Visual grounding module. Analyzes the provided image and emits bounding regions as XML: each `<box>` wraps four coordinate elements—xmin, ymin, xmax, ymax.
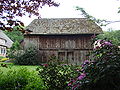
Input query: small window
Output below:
<box><xmin>0</xmin><ymin>48</ymin><xmax>1</xmax><ymax>54</ymax></box>
<box><xmin>1</xmin><ymin>48</ymin><xmax>6</xmax><ymax>54</ymax></box>
<box><xmin>1</xmin><ymin>48</ymin><xmax>3</xmax><ymax>54</ymax></box>
<box><xmin>3</xmin><ymin>48</ymin><xmax>6</xmax><ymax>54</ymax></box>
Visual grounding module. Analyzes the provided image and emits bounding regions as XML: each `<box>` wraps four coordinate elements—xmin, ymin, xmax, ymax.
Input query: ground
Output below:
<box><xmin>0</xmin><ymin>62</ymin><xmax>39</xmax><ymax>72</ymax></box>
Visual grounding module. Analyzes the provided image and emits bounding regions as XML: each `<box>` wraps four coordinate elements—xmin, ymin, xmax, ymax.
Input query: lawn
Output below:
<box><xmin>0</xmin><ymin>62</ymin><xmax>40</xmax><ymax>73</ymax></box>
<box><xmin>0</xmin><ymin>62</ymin><xmax>46</xmax><ymax>90</ymax></box>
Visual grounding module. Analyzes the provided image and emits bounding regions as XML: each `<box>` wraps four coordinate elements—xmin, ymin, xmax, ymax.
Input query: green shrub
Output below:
<box><xmin>0</xmin><ymin>56</ymin><xmax>4</xmax><ymax>59</ymax></box>
<box><xmin>0</xmin><ymin>68</ymin><xmax>46</xmax><ymax>90</ymax></box>
<box><xmin>13</xmin><ymin>46</ymin><xmax>40</xmax><ymax>65</ymax></box>
<box><xmin>38</xmin><ymin>56</ymin><xmax>80</xmax><ymax>90</ymax></box>
<box><xmin>69</xmin><ymin>40</ymin><xmax>120</xmax><ymax>90</ymax></box>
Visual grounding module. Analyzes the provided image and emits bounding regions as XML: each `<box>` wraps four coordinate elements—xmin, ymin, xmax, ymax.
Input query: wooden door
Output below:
<box><xmin>67</xmin><ymin>52</ymin><xmax>74</xmax><ymax>64</ymax></box>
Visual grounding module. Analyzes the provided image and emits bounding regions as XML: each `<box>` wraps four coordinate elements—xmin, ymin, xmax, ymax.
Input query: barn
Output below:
<box><xmin>24</xmin><ymin>18</ymin><xmax>103</xmax><ymax>65</ymax></box>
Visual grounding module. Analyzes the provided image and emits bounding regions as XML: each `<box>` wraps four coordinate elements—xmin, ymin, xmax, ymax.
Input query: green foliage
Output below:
<box><xmin>13</xmin><ymin>46</ymin><xmax>40</xmax><ymax>65</ymax></box>
<box><xmin>38</xmin><ymin>57</ymin><xmax>80</xmax><ymax>90</ymax></box>
<box><xmin>10</xmin><ymin>41</ymin><xmax>21</xmax><ymax>51</ymax></box>
<box><xmin>4</xmin><ymin>27</ymin><xmax>24</xmax><ymax>42</ymax></box>
<box><xmin>0</xmin><ymin>68</ymin><xmax>46</xmax><ymax>90</ymax></box>
<box><xmin>70</xmin><ymin>40</ymin><xmax>120</xmax><ymax>90</ymax></box>
<box><xmin>97</xmin><ymin>30</ymin><xmax>120</xmax><ymax>45</ymax></box>
<box><xmin>4</xmin><ymin>26</ymin><xmax>24</xmax><ymax>57</ymax></box>
<box><xmin>0</xmin><ymin>56</ymin><xmax>4</xmax><ymax>59</ymax></box>
<box><xmin>8</xmin><ymin>40</ymin><xmax>22</xmax><ymax>60</ymax></box>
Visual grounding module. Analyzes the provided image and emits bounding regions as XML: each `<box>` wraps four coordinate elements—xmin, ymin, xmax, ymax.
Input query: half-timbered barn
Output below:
<box><xmin>24</xmin><ymin>18</ymin><xmax>103</xmax><ymax>64</ymax></box>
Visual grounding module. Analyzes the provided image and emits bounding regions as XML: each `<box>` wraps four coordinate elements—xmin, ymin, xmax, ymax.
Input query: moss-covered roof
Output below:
<box><xmin>26</xmin><ymin>18</ymin><xmax>103</xmax><ymax>35</ymax></box>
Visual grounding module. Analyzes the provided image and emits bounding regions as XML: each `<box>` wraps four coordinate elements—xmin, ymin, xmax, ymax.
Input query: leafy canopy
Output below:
<box><xmin>4</xmin><ymin>26</ymin><xmax>24</xmax><ymax>51</ymax></box>
<box><xmin>0</xmin><ymin>0</ymin><xmax>59</xmax><ymax>31</ymax></box>
<box><xmin>97</xmin><ymin>30</ymin><xmax>120</xmax><ymax>45</ymax></box>
<box><xmin>4</xmin><ymin>26</ymin><xmax>24</xmax><ymax>42</ymax></box>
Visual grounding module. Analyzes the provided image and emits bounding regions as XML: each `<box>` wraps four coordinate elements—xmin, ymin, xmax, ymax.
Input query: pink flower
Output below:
<box><xmin>43</xmin><ymin>64</ymin><xmax>48</xmax><ymax>67</ymax></box>
<box><xmin>76</xmin><ymin>69</ymin><xmax>80</xmax><ymax>72</ymax></box>
<box><xmin>68</xmin><ymin>82</ymin><xmax>72</xmax><ymax>86</ymax></box>
<box><xmin>84</xmin><ymin>60</ymin><xmax>90</xmax><ymax>64</ymax></box>
<box><xmin>68</xmin><ymin>79</ymin><xmax>76</xmax><ymax>86</ymax></box>
<box><xmin>78</xmin><ymin>73</ymin><xmax>86</xmax><ymax>80</ymax></box>
<box><xmin>91</xmin><ymin>34</ymin><xmax>96</xmax><ymax>39</ymax></box>
<box><xmin>94</xmin><ymin>40</ymin><xmax>112</xmax><ymax>49</ymax></box>
<box><xmin>82</xmin><ymin>60</ymin><xmax>90</xmax><ymax>67</ymax></box>
<box><xmin>103</xmin><ymin>41</ymin><xmax>112</xmax><ymax>46</ymax></box>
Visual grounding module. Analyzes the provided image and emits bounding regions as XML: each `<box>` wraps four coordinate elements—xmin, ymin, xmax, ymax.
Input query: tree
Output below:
<box><xmin>4</xmin><ymin>26</ymin><xmax>24</xmax><ymax>42</ymax></box>
<box><xmin>97</xmin><ymin>30</ymin><xmax>120</xmax><ymax>45</ymax></box>
<box><xmin>76</xmin><ymin>7</ymin><xmax>120</xmax><ymax>45</ymax></box>
<box><xmin>76</xmin><ymin>6</ymin><xmax>120</xmax><ymax>27</ymax></box>
<box><xmin>0</xmin><ymin>0</ymin><xmax>59</xmax><ymax>31</ymax></box>
<box><xmin>4</xmin><ymin>26</ymin><xmax>24</xmax><ymax>51</ymax></box>
<box><xmin>76</xmin><ymin>7</ymin><xmax>107</xmax><ymax>26</ymax></box>
<box><xmin>4</xmin><ymin>26</ymin><xmax>24</xmax><ymax>57</ymax></box>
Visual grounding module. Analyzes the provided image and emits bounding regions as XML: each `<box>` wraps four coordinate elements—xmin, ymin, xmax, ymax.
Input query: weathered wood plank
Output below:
<box><xmin>24</xmin><ymin>35</ymin><xmax>93</xmax><ymax>64</ymax></box>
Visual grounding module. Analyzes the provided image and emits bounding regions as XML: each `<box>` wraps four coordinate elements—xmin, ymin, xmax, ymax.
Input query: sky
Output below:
<box><xmin>21</xmin><ymin>0</ymin><xmax>120</xmax><ymax>31</ymax></box>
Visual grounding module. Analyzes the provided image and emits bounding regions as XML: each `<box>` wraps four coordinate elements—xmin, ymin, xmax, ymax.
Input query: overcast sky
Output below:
<box><xmin>21</xmin><ymin>0</ymin><xmax>120</xmax><ymax>31</ymax></box>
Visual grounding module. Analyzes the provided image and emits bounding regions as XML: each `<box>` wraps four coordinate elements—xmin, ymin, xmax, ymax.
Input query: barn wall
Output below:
<box><xmin>24</xmin><ymin>35</ymin><xmax>92</xmax><ymax>49</ymax></box>
<box><xmin>36</xmin><ymin>49</ymin><xmax>91</xmax><ymax>65</ymax></box>
<box><xmin>24</xmin><ymin>35</ymin><xmax>93</xmax><ymax>64</ymax></box>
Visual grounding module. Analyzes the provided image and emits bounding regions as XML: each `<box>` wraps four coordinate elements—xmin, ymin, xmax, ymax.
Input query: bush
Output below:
<box><xmin>38</xmin><ymin>56</ymin><xmax>80</xmax><ymax>90</ymax></box>
<box><xmin>0</xmin><ymin>68</ymin><xmax>46</xmax><ymax>90</ymax></box>
<box><xmin>68</xmin><ymin>40</ymin><xmax>120</xmax><ymax>90</ymax></box>
<box><xmin>13</xmin><ymin>46</ymin><xmax>40</xmax><ymax>65</ymax></box>
<box><xmin>0</xmin><ymin>56</ymin><xmax>4</xmax><ymax>59</ymax></box>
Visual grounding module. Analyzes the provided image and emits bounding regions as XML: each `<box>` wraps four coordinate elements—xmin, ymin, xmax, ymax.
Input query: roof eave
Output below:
<box><xmin>24</xmin><ymin>33</ymin><xmax>102</xmax><ymax>36</ymax></box>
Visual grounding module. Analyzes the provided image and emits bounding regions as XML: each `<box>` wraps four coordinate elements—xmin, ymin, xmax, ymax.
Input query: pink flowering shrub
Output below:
<box><xmin>36</xmin><ymin>40</ymin><xmax>120</xmax><ymax>90</ymax></box>
<box><xmin>68</xmin><ymin>40</ymin><xmax>120</xmax><ymax>90</ymax></box>
<box><xmin>94</xmin><ymin>40</ymin><xmax>112</xmax><ymax>49</ymax></box>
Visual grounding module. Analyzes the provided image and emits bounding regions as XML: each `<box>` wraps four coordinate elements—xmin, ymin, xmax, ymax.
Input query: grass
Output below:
<box><xmin>0</xmin><ymin>63</ymin><xmax>46</xmax><ymax>90</ymax></box>
<box><xmin>0</xmin><ymin>56</ymin><xmax>4</xmax><ymax>59</ymax></box>
<box><xmin>0</xmin><ymin>62</ymin><xmax>41</xmax><ymax>73</ymax></box>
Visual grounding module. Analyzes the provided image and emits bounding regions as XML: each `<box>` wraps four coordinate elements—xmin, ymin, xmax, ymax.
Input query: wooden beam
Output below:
<box><xmin>39</xmin><ymin>48</ymin><xmax>92</xmax><ymax>51</ymax></box>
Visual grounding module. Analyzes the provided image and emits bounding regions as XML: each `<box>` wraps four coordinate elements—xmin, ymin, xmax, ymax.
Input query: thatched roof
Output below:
<box><xmin>0</xmin><ymin>30</ymin><xmax>13</xmax><ymax>48</ymax></box>
<box><xmin>26</xmin><ymin>18</ymin><xmax>103</xmax><ymax>35</ymax></box>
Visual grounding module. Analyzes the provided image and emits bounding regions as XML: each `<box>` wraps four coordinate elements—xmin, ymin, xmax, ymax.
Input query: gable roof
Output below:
<box><xmin>0</xmin><ymin>30</ymin><xmax>13</xmax><ymax>48</ymax></box>
<box><xmin>26</xmin><ymin>18</ymin><xmax>103</xmax><ymax>35</ymax></box>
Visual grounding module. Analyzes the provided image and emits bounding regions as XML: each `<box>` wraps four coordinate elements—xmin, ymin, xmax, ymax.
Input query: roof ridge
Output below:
<box><xmin>26</xmin><ymin>18</ymin><xmax>103</xmax><ymax>35</ymax></box>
